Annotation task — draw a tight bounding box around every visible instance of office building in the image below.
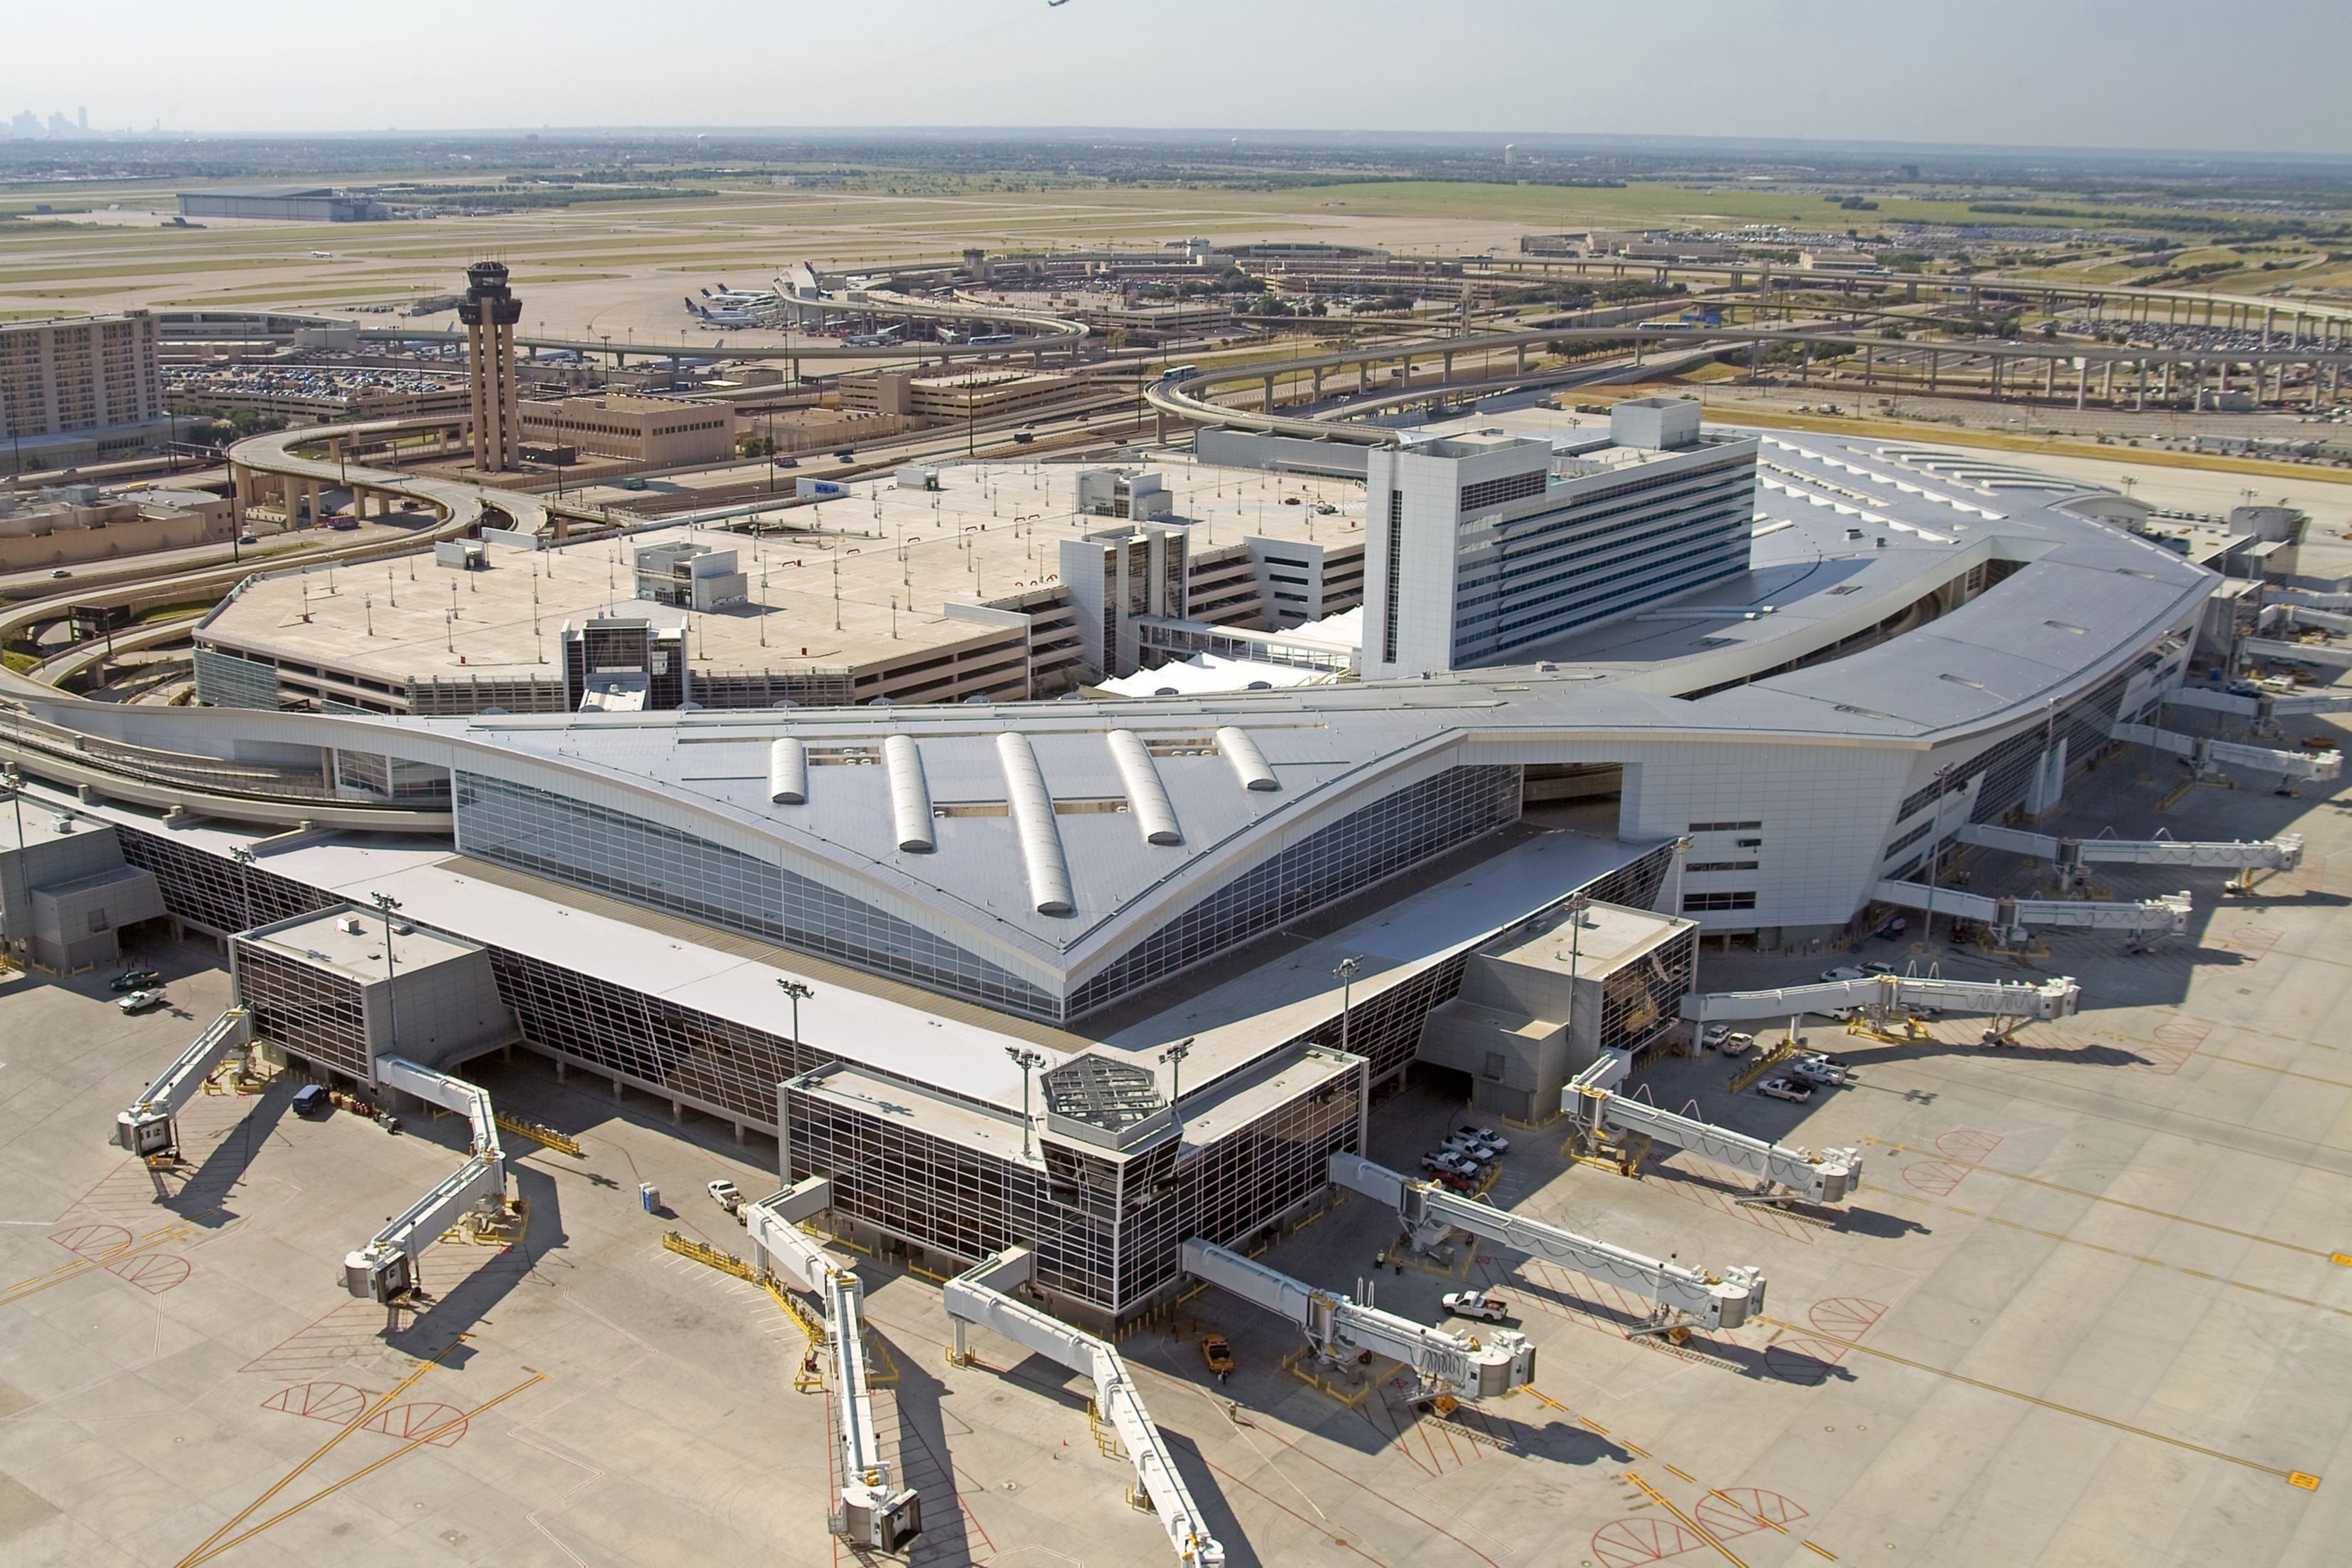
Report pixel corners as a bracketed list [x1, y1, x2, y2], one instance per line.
[1361, 400, 1758, 677]
[516, 394, 733, 468]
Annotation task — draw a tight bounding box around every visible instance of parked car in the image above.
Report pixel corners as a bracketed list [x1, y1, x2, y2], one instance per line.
[1758, 1077, 1814, 1104]
[1788, 1056, 1850, 1088]
[1440, 1137, 1495, 1165]
[117, 988, 167, 1014]
[1421, 1150, 1481, 1178]
[779, 456, 799, 468]
[1699, 1023, 1732, 1050]
[708, 1179, 744, 1214]
[1872, 917, 1907, 941]
[110, 968, 161, 992]
[1820, 966, 1867, 983]
[1441, 1291, 1511, 1322]
[291, 1084, 331, 1118]
[1453, 1125, 1509, 1155]
[1716, 1031, 1757, 1058]
[1200, 1334, 1234, 1383]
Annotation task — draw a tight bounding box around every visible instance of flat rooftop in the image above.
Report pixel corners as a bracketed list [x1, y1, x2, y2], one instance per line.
[243, 904, 483, 984]
[1478, 894, 1691, 976]
[198, 456, 1368, 684]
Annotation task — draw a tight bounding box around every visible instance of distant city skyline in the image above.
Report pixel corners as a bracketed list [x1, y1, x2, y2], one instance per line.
[2, 0, 2346, 158]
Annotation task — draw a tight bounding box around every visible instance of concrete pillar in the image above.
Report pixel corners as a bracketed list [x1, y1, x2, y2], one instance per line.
[2136, 360, 2148, 411]
[1442, 351, 1455, 383]
[614, 1075, 624, 1100]
[1863, 344, 1874, 388]
[2043, 358, 2057, 402]
[670, 1099, 683, 1125]
[555, 1059, 566, 1081]
[2263, 308, 2275, 349]
[1989, 356, 2003, 399]
[2100, 360, 2114, 403]
[1262, 374, 1276, 411]
[1514, 344, 1526, 375]
[733, 1121, 746, 1145]
[1927, 350, 1939, 392]
[2160, 361, 2173, 401]
[1311, 366, 1324, 399]
[2075, 361, 2088, 410]
[2314, 363, 2326, 411]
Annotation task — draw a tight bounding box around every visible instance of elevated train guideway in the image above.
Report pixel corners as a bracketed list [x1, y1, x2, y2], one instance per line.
[944, 1249, 1224, 1568]
[342, 1056, 508, 1305]
[1326, 1152, 1769, 1329]
[114, 1009, 255, 1160]
[1555, 1053, 1865, 1207]
[743, 1180, 922, 1553]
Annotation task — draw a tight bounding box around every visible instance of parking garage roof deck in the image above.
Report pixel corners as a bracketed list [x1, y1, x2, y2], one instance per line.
[197, 457, 1370, 686]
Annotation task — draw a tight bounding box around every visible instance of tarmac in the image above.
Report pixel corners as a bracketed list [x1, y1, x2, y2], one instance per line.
[9, 611, 2352, 1568]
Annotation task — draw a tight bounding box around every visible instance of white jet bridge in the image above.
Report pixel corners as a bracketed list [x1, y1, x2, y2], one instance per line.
[1958, 822, 2301, 892]
[1325, 1152, 1770, 1329]
[2239, 637, 2352, 673]
[2110, 718, 2343, 782]
[1182, 1237, 1541, 1393]
[1678, 972, 2080, 1027]
[2166, 684, 2352, 721]
[114, 1008, 252, 1158]
[943, 1249, 1224, 1567]
[1871, 880, 2191, 946]
[743, 1180, 922, 1553]
[342, 1057, 506, 1304]
[1554, 1053, 1865, 1206]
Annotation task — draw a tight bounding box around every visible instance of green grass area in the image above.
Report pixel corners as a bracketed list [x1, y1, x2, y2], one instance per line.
[134, 602, 217, 625]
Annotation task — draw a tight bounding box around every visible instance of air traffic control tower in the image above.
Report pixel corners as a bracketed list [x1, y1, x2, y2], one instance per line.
[459, 261, 522, 473]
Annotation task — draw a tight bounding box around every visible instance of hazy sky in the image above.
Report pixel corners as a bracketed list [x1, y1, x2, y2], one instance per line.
[6, 0, 2347, 156]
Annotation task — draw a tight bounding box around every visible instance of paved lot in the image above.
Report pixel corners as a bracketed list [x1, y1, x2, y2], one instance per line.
[6, 720, 2352, 1567]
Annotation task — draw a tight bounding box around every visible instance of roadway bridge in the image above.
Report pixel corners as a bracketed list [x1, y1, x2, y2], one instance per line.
[1145, 321, 2352, 438]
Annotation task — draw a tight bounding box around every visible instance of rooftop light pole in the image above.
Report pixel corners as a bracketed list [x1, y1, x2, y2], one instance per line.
[775, 977, 813, 1052]
[1005, 1046, 1046, 1161]
[1334, 955, 1362, 1058]
[1160, 1035, 1194, 1120]
[371, 892, 403, 1058]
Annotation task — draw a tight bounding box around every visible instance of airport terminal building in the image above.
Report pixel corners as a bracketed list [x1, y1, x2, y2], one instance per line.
[1, 415, 2223, 1325]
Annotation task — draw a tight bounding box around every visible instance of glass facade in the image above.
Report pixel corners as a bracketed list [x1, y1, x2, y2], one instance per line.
[453, 771, 1058, 1021]
[232, 941, 370, 1079]
[1067, 763, 1524, 1018]
[788, 1082, 1122, 1308]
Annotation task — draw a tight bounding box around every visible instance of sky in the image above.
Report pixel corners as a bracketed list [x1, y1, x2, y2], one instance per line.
[4, 0, 2348, 157]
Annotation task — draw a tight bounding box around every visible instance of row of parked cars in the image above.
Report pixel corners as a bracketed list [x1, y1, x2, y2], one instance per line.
[1418, 1123, 1510, 1189]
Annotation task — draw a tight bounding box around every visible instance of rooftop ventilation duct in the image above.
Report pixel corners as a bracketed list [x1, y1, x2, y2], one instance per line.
[882, 734, 934, 853]
[768, 736, 808, 805]
[997, 733, 1074, 916]
[1105, 731, 1182, 846]
[1216, 727, 1279, 792]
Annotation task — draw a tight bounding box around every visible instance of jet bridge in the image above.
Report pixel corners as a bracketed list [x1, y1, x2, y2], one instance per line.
[1959, 823, 2301, 891]
[2110, 718, 2343, 781]
[1678, 972, 2080, 1027]
[2167, 684, 2352, 721]
[743, 1180, 921, 1553]
[342, 1057, 506, 1304]
[2263, 603, 2352, 637]
[1552, 1054, 1864, 1205]
[113, 1008, 252, 1158]
[1872, 880, 2191, 944]
[2242, 636, 2352, 673]
[1326, 1152, 1769, 1328]
[1180, 1237, 1541, 1396]
[943, 1249, 1224, 1567]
